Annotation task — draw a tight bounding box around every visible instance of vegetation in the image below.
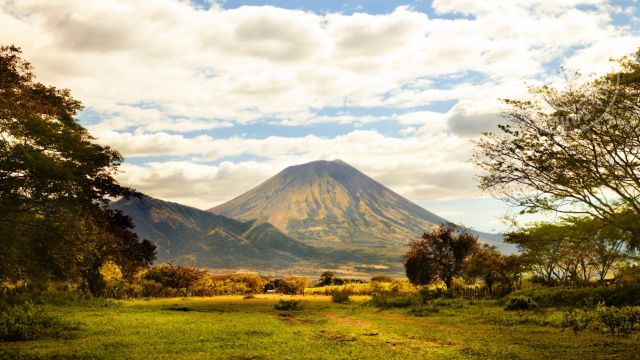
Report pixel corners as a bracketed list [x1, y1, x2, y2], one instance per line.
[562, 303, 640, 338]
[506, 218, 633, 284]
[274, 299, 305, 311]
[0, 302, 73, 341]
[504, 296, 537, 311]
[3, 295, 640, 359]
[3, 40, 640, 358]
[0, 46, 156, 295]
[404, 223, 479, 289]
[474, 51, 640, 245]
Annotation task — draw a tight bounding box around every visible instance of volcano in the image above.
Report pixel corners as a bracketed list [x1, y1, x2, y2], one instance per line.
[210, 160, 507, 253]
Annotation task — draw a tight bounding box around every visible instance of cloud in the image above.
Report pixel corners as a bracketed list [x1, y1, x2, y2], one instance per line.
[445, 100, 506, 136]
[2, 0, 634, 126]
[1, 0, 637, 209]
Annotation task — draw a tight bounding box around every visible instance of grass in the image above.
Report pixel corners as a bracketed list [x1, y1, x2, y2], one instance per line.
[1, 295, 639, 359]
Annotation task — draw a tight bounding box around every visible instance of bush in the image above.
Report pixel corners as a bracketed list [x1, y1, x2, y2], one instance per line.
[274, 299, 304, 311]
[369, 292, 418, 308]
[504, 296, 537, 311]
[562, 303, 640, 337]
[0, 303, 73, 341]
[510, 284, 640, 308]
[331, 289, 351, 304]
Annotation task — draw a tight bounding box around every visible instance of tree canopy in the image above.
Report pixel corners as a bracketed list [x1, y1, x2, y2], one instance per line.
[0, 45, 156, 293]
[404, 223, 479, 289]
[474, 51, 640, 245]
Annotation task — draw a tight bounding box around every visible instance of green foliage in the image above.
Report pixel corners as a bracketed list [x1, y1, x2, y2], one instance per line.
[504, 296, 537, 311]
[505, 217, 630, 284]
[465, 244, 527, 295]
[143, 265, 206, 295]
[317, 271, 335, 286]
[615, 264, 640, 285]
[5, 296, 640, 359]
[369, 292, 418, 308]
[511, 284, 640, 308]
[0, 302, 73, 341]
[474, 50, 640, 247]
[102, 268, 268, 298]
[562, 303, 640, 337]
[277, 277, 307, 295]
[274, 299, 304, 311]
[330, 289, 351, 304]
[404, 222, 479, 289]
[0, 46, 156, 291]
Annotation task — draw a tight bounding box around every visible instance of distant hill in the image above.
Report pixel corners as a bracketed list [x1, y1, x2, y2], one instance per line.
[112, 195, 392, 274]
[211, 159, 512, 253]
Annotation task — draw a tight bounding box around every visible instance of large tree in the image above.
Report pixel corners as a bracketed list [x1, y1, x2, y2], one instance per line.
[474, 51, 640, 246]
[404, 223, 479, 289]
[0, 45, 156, 293]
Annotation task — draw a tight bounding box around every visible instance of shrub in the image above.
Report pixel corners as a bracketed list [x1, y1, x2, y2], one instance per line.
[274, 299, 304, 311]
[510, 284, 640, 308]
[331, 289, 351, 304]
[504, 296, 537, 311]
[562, 303, 640, 337]
[0, 303, 73, 341]
[369, 292, 418, 308]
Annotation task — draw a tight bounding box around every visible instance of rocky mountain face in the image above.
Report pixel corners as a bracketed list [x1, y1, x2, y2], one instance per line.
[210, 160, 508, 253]
[112, 195, 389, 273]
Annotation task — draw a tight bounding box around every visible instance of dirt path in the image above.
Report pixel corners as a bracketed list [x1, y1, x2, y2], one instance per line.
[320, 312, 374, 330]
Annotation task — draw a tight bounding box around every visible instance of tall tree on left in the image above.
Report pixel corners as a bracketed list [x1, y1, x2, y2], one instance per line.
[0, 45, 156, 295]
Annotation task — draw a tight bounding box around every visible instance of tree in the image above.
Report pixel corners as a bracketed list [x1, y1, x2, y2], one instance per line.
[318, 271, 336, 286]
[278, 277, 307, 295]
[474, 51, 640, 246]
[466, 244, 527, 294]
[404, 223, 479, 289]
[506, 217, 631, 283]
[144, 265, 206, 295]
[0, 45, 156, 292]
[465, 244, 502, 293]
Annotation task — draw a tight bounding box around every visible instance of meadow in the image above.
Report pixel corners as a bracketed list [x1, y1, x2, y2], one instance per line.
[2, 294, 639, 360]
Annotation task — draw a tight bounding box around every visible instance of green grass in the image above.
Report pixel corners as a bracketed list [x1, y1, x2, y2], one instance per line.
[1, 295, 639, 359]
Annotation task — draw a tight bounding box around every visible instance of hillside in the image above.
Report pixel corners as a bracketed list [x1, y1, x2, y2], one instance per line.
[112, 195, 391, 273]
[211, 160, 511, 253]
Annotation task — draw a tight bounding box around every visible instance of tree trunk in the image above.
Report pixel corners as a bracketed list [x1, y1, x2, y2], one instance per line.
[85, 261, 105, 296]
[444, 276, 453, 290]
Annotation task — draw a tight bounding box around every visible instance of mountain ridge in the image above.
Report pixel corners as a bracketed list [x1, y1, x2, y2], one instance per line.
[112, 194, 394, 274]
[210, 159, 510, 253]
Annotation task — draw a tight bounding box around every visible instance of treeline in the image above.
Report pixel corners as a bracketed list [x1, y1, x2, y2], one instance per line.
[98, 263, 309, 299]
[506, 217, 637, 285]
[468, 49, 640, 306]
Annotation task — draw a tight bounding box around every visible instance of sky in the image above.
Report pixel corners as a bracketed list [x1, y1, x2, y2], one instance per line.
[1, 0, 639, 233]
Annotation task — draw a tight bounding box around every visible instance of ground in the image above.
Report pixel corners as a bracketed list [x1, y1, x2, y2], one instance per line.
[2, 295, 639, 359]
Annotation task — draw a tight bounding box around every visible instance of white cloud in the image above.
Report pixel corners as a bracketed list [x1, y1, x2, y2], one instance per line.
[1, 0, 637, 209]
